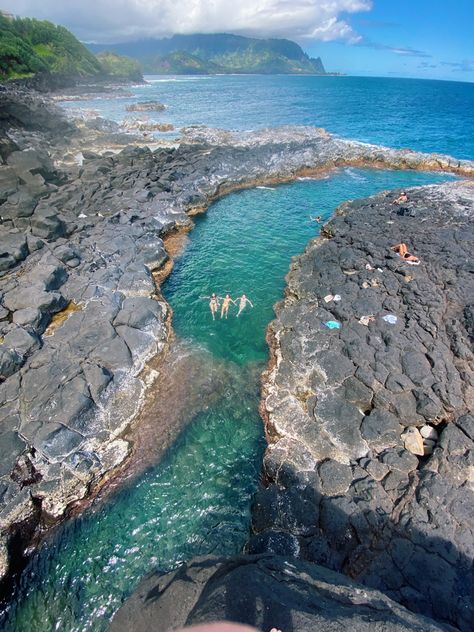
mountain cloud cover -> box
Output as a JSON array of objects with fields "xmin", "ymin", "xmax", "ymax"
[{"xmin": 3, "ymin": 0, "xmax": 372, "ymax": 43}]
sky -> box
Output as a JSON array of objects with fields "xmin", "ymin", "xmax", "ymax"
[{"xmin": 2, "ymin": 0, "xmax": 474, "ymax": 82}]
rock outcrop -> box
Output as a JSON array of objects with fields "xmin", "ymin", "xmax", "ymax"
[
  {"xmin": 254, "ymin": 182, "xmax": 474, "ymax": 630},
  {"xmin": 110, "ymin": 554, "xmax": 453, "ymax": 632},
  {"xmin": 125, "ymin": 101, "xmax": 166, "ymax": 112},
  {"xmin": 1, "ymin": 86, "xmax": 474, "ymax": 593}
]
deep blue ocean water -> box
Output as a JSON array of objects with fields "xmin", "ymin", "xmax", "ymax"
[
  {"xmin": 63, "ymin": 75, "xmax": 474, "ymax": 159},
  {"xmin": 2, "ymin": 75, "xmax": 472, "ymax": 630}
]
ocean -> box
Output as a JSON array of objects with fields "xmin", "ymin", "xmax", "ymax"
[{"xmin": 62, "ymin": 74, "xmax": 474, "ymax": 159}]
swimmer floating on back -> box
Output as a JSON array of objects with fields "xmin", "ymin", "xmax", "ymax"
[
  {"xmin": 201, "ymin": 293, "xmax": 220, "ymax": 320},
  {"xmin": 221, "ymin": 294, "xmax": 236, "ymax": 319},
  {"xmin": 236, "ymin": 294, "xmax": 254, "ymax": 317}
]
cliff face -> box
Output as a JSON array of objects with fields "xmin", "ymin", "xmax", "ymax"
[{"xmin": 253, "ymin": 182, "xmax": 474, "ymax": 630}]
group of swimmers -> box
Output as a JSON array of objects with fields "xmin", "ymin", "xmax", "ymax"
[{"xmin": 202, "ymin": 293, "xmax": 254, "ymax": 320}]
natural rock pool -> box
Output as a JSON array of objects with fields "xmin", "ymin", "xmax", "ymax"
[{"xmin": 3, "ymin": 167, "xmax": 454, "ymax": 632}]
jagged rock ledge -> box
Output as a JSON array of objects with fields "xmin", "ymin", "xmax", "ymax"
[
  {"xmin": 1, "ymin": 85, "xmax": 474, "ymax": 589},
  {"xmin": 252, "ymin": 181, "xmax": 474, "ymax": 630},
  {"xmin": 110, "ymin": 554, "xmax": 453, "ymax": 632}
]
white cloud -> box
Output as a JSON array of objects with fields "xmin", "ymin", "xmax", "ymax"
[{"xmin": 3, "ymin": 0, "xmax": 372, "ymax": 43}]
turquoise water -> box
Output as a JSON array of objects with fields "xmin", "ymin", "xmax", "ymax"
[
  {"xmin": 63, "ymin": 75, "xmax": 474, "ymax": 159},
  {"xmin": 2, "ymin": 167, "xmax": 455, "ymax": 631}
]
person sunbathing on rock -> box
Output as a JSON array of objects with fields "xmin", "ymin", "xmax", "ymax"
[
  {"xmin": 393, "ymin": 191, "xmax": 409, "ymax": 204},
  {"xmin": 221, "ymin": 294, "xmax": 236, "ymax": 319},
  {"xmin": 236, "ymin": 294, "xmax": 254, "ymax": 317},
  {"xmin": 391, "ymin": 243, "xmax": 420, "ymax": 264}
]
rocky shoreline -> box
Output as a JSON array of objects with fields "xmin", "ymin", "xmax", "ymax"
[
  {"xmin": 0, "ymin": 85, "xmax": 473, "ymax": 626},
  {"xmin": 251, "ymin": 182, "xmax": 474, "ymax": 629}
]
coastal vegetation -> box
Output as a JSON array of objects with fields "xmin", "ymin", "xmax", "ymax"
[
  {"xmin": 144, "ymin": 50, "xmax": 222, "ymax": 75},
  {"xmin": 96, "ymin": 51, "xmax": 142, "ymax": 82},
  {"xmin": 0, "ymin": 14, "xmax": 102, "ymax": 79},
  {"xmin": 0, "ymin": 14, "xmax": 141, "ymax": 82},
  {"xmin": 0, "ymin": 15, "xmax": 326, "ymax": 80}
]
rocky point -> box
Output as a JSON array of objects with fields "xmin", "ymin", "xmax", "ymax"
[{"xmin": 253, "ymin": 182, "xmax": 474, "ymax": 630}]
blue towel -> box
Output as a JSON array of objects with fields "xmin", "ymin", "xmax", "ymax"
[{"xmin": 323, "ymin": 320, "xmax": 341, "ymax": 330}]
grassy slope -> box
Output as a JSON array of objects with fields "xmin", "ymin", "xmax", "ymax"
[
  {"xmin": 0, "ymin": 15, "xmax": 142, "ymax": 82},
  {"xmin": 0, "ymin": 15, "xmax": 102, "ymax": 79},
  {"xmin": 96, "ymin": 51, "xmax": 142, "ymax": 81}
]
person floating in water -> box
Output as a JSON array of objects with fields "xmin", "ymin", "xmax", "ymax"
[
  {"xmin": 309, "ymin": 215, "xmax": 322, "ymax": 223},
  {"xmin": 236, "ymin": 294, "xmax": 254, "ymax": 317},
  {"xmin": 201, "ymin": 293, "xmax": 220, "ymax": 320},
  {"xmin": 221, "ymin": 294, "xmax": 236, "ymax": 319}
]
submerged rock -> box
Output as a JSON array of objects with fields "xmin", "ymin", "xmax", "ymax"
[{"xmin": 125, "ymin": 101, "xmax": 166, "ymax": 112}]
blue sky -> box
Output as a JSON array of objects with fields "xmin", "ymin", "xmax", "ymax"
[
  {"xmin": 307, "ymin": 1, "xmax": 474, "ymax": 81},
  {"xmin": 2, "ymin": 0, "xmax": 474, "ymax": 82}
]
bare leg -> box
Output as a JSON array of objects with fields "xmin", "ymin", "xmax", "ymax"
[{"xmin": 391, "ymin": 243, "xmax": 408, "ymax": 257}]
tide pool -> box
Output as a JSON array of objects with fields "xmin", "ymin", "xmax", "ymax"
[{"xmin": 2, "ymin": 168, "xmax": 454, "ymax": 632}]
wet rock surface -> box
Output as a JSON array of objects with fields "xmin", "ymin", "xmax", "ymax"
[
  {"xmin": 125, "ymin": 101, "xmax": 166, "ymax": 113},
  {"xmin": 1, "ymin": 85, "xmax": 473, "ymax": 594},
  {"xmin": 110, "ymin": 554, "xmax": 453, "ymax": 632},
  {"xmin": 255, "ymin": 183, "xmax": 474, "ymax": 630}
]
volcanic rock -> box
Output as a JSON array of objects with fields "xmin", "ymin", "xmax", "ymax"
[
  {"xmin": 110, "ymin": 554, "xmax": 451, "ymax": 632},
  {"xmin": 257, "ymin": 183, "xmax": 474, "ymax": 630},
  {"xmin": 125, "ymin": 101, "xmax": 166, "ymax": 112}
]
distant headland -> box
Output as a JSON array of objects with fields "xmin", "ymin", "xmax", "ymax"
[{"xmin": 87, "ymin": 32, "xmax": 331, "ymax": 76}]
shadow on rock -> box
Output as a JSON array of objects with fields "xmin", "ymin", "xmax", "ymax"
[{"xmin": 110, "ymin": 553, "xmax": 452, "ymax": 632}]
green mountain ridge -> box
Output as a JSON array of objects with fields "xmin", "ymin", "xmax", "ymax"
[
  {"xmin": 0, "ymin": 14, "xmax": 329, "ymax": 82},
  {"xmin": 88, "ymin": 33, "xmax": 328, "ymax": 75},
  {"xmin": 0, "ymin": 14, "xmax": 142, "ymax": 83},
  {"xmin": 96, "ymin": 51, "xmax": 142, "ymax": 82},
  {"xmin": 146, "ymin": 51, "xmax": 222, "ymax": 75}
]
